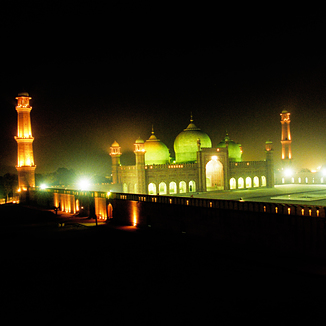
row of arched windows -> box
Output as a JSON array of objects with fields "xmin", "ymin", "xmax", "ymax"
[
  {"xmin": 123, "ymin": 176, "xmax": 267, "ymax": 194},
  {"xmin": 122, "ymin": 181, "xmax": 196, "ymax": 194},
  {"xmin": 148, "ymin": 181, "xmax": 197, "ymax": 195},
  {"xmin": 230, "ymin": 176, "xmax": 266, "ymax": 189},
  {"xmin": 281, "ymin": 177, "xmax": 326, "ymax": 184}
]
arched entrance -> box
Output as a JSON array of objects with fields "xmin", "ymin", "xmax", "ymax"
[
  {"xmin": 206, "ymin": 159, "xmax": 224, "ymax": 190},
  {"xmin": 230, "ymin": 178, "xmax": 236, "ymax": 190},
  {"xmin": 148, "ymin": 183, "xmax": 156, "ymax": 195},
  {"xmin": 159, "ymin": 182, "xmax": 167, "ymax": 195},
  {"xmin": 189, "ymin": 180, "xmax": 196, "ymax": 192},
  {"xmin": 107, "ymin": 203, "xmax": 113, "ymax": 219},
  {"xmin": 169, "ymin": 182, "xmax": 177, "ymax": 194}
]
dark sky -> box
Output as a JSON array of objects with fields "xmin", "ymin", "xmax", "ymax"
[{"xmin": 1, "ymin": 10, "xmax": 326, "ymax": 175}]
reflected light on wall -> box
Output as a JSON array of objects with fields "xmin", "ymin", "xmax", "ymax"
[
  {"xmin": 95, "ymin": 197, "xmax": 107, "ymax": 221},
  {"xmin": 131, "ymin": 201, "xmax": 138, "ymax": 226}
]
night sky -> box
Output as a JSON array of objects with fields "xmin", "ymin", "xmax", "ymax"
[{"xmin": 1, "ymin": 10, "xmax": 326, "ymax": 176}]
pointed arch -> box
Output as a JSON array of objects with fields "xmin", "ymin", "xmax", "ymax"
[
  {"xmin": 179, "ymin": 181, "xmax": 186, "ymax": 193},
  {"xmin": 169, "ymin": 182, "xmax": 177, "ymax": 194},
  {"xmin": 189, "ymin": 180, "xmax": 196, "ymax": 192},
  {"xmin": 206, "ymin": 159, "xmax": 224, "ymax": 190},
  {"xmin": 253, "ymin": 176, "xmax": 259, "ymax": 187},
  {"xmin": 148, "ymin": 183, "xmax": 156, "ymax": 195},
  {"xmin": 230, "ymin": 178, "xmax": 236, "ymax": 189},
  {"xmin": 159, "ymin": 182, "xmax": 167, "ymax": 195}
]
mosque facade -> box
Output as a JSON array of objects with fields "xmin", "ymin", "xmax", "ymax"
[{"xmin": 110, "ymin": 117, "xmax": 274, "ymax": 195}]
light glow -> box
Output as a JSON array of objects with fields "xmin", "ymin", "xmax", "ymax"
[
  {"xmin": 283, "ymin": 168, "xmax": 293, "ymax": 177},
  {"xmin": 78, "ymin": 178, "xmax": 91, "ymax": 190},
  {"xmin": 40, "ymin": 184, "xmax": 47, "ymax": 190}
]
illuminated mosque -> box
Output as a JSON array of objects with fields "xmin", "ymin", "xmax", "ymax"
[
  {"xmin": 12, "ymin": 91, "xmax": 325, "ymax": 197},
  {"xmin": 110, "ymin": 116, "xmax": 274, "ymax": 195}
]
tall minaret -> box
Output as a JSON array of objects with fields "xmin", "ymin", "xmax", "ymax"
[
  {"xmin": 15, "ymin": 92, "xmax": 36, "ymax": 191},
  {"xmin": 280, "ymin": 110, "xmax": 292, "ymax": 163},
  {"xmin": 265, "ymin": 140, "xmax": 274, "ymax": 187},
  {"xmin": 134, "ymin": 137, "xmax": 146, "ymax": 194},
  {"xmin": 110, "ymin": 141, "xmax": 121, "ymax": 185}
]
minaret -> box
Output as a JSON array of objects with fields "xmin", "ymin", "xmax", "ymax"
[
  {"xmin": 110, "ymin": 141, "xmax": 121, "ymax": 184},
  {"xmin": 134, "ymin": 137, "xmax": 146, "ymax": 194},
  {"xmin": 280, "ymin": 110, "xmax": 292, "ymax": 163},
  {"xmin": 15, "ymin": 92, "xmax": 36, "ymax": 191},
  {"xmin": 265, "ymin": 140, "xmax": 274, "ymax": 187}
]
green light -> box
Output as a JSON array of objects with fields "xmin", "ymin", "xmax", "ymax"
[
  {"xmin": 78, "ymin": 178, "xmax": 91, "ymax": 190},
  {"xmin": 284, "ymin": 168, "xmax": 293, "ymax": 177}
]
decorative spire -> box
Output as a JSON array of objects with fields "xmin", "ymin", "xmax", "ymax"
[
  {"xmin": 190, "ymin": 112, "xmax": 193, "ymax": 123},
  {"xmin": 151, "ymin": 124, "xmax": 154, "ymax": 134}
]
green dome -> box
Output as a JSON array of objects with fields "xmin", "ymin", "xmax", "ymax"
[
  {"xmin": 174, "ymin": 118, "xmax": 212, "ymax": 163},
  {"xmin": 216, "ymin": 132, "xmax": 242, "ymax": 162},
  {"xmin": 135, "ymin": 137, "xmax": 144, "ymax": 144},
  {"xmin": 144, "ymin": 131, "xmax": 170, "ymax": 165}
]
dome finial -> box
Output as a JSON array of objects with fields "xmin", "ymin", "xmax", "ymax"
[
  {"xmin": 190, "ymin": 112, "xmax": 193, "ymax": 123},
  {"xmin": 151, "ymin": 124, "xmax": 154, "ymax": 134}
]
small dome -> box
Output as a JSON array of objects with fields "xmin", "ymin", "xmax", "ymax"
[
  {"xmin": 216, "ymin": 132, "xmax": 242, "ymax": 162},
  {"xmin": 135, "ymin": 137, "xmax": 144, "ymax": 144},
  {"xmin": 144, "ymin": 130, "xmax": 170, "ymax": 165},
  {"xmin": 111, "ymin": 140, "xmax": 120, "ymax": 147},
  {"xmin": 17, "ymin": 92, "xmax": 30, "ymax": 97},
  {"xmin": 174, "ymin": 117, "xmax": 212, "ymax": 163}
]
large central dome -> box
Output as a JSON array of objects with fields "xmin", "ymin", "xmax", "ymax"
[{"xmin": 174, "ymin": 117, "xmax": 212, "ymax": 163}]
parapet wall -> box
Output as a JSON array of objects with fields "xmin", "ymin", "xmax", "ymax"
[
  {"xmin": 24, "ymin": 189, "xmax": 326, "ymax": 259},
  {"xmin": 111, "ymin": 193, "xmax": 326, "ymax": 259}
]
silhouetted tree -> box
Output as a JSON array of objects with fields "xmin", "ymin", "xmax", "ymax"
[
  {"xmin": 53, "ymin": 168, "xmax": 76, "ymax": 186},
  {"xmin": 2, "ymin": 173, "xmax": 18, "ymax": 202}
]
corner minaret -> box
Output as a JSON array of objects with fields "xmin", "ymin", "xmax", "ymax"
[
  {"xmin": 280, "ymin": 110, "xmax": 292, "ymax": 163},
  {"xmin": 134, "ymin": 137, "xmax": 146, "ymax": 194},
  {"xmin": 110, "ymin": 141, "xmax": 121, "ymax": 184},
  {"xmin": 15, "ymin": 92, "xmax": 36, "ymax": 191},
  {"xmin": 265, "ymin": 140, "xmax": 274, "ymax": 188}
]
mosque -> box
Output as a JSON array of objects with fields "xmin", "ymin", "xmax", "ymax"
[{"xmin": 110, "ymin": 116, "xmax": 274, "ymax": 195}]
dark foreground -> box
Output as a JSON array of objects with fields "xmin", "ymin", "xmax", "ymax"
[{"xmin": 1, "ymin": 204, "xmax": 326, "ymax": 325}]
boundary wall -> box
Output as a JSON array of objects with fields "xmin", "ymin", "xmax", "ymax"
[{"xmin": 24, "ymin": 189, "xmax": 326, "ymax": 259}]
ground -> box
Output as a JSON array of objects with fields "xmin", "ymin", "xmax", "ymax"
[{"xmin": 1, "ymin": 200, "xmax": 326, "ymax": 325}]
